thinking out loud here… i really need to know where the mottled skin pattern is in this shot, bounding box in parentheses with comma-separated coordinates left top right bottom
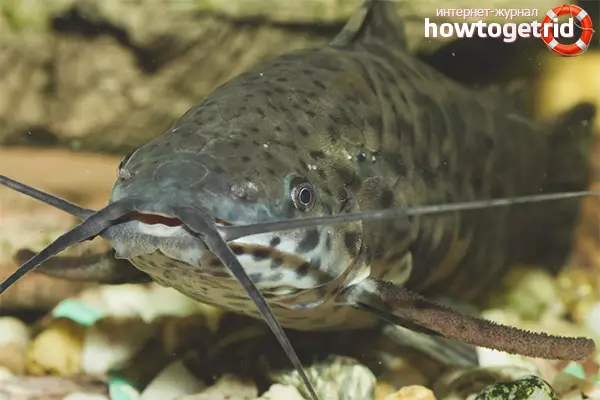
(102, 0, 585, 333)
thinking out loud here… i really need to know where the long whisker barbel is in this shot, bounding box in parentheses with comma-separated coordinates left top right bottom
(3, 174, 599, 240)
(220, 190, 600, 240)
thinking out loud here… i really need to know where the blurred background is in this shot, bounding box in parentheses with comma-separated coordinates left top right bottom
(0, 1, 599, 399)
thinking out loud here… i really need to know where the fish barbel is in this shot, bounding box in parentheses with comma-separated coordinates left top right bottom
(0, 0, 597, 398)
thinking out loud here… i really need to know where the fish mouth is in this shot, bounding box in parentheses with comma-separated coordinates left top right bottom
(106, 212, 324, 285)
(125, 212, 232, 228)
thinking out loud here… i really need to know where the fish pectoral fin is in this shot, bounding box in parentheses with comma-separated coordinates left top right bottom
(13, 248, 152, 284)
(339, 277, 596, 361)
(382, 323, 478, 367)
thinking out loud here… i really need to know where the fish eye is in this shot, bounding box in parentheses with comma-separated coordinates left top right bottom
(289, 176, 316, 212)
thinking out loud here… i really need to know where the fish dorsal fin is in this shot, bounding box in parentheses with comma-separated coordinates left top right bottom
(330, 0, 406, 48)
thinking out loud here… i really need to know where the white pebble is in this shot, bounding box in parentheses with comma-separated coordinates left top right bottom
(0, 366, 14, 381)
(0, 317, 30, 374)
(81, 318, 154, 376)
(585, 302, 600, 337)
(476, 347, 538, 373)
(99, 285, 154, 319)
(256, 384, 305, 400)
(0, 317, 30, 346)
(141, 360, 206, 400)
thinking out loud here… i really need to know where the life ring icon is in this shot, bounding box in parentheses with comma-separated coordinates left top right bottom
(541, 4, 595, 56)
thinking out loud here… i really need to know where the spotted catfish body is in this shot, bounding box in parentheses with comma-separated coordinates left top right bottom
(102, 0, 589, 326)
(0, 0, 597, 395)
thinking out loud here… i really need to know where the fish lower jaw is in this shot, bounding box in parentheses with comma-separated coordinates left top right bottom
(104, 220, 208, 266)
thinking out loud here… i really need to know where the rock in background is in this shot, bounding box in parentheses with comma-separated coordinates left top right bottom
(0, 0, 562, 153)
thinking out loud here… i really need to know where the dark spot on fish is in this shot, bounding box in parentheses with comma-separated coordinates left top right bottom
(276, 77, 288, 83)
(312, 79, 326, 90)
(296, 229, 320, 253)
(255, 107, 266, 118)
(232, 246, 244, 255)
(483, 136, 494, 152)
(336, 109, 353, 126)
(210, 270, 232, 279)
(344, 231, 359, 254)
(163, 270, 175, 281)
(309, 150, 325, 160)
(381, 189, 394, 208)
(266, 272, 284, 282)
(393, 157, 406, 175)
(249, 273, 262, 282)
(269, 237, 281, 247)
(310, 257, 321, 270)
(296, 262, 311, 277)
(270, 257, 283, 269)
(266, 168, 278, 176)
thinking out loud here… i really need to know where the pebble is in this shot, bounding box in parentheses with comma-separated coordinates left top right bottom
(0, 366, 15, 381)
(269, 355, 376, 400)
(0, 316, 31, 374)
(81, 317, 155, 376)
(487, 266, 564, 320)
(473, 375, 557, 400)
(377, 352, 428, 389)
(476, 346, 538, 373)
(584, 302, 600, 338)
(26, 318, 85, 376)
(0, 376, 109, 399)
(385, 385, 436, 400)
(434, 366, 539, 400)
(256, 384, 305, 400)
(181, 374, 257, 399)
(375, 382, 398, 399)
(140, 360, 206, 400)
(81, 284, 211, 323)
(552, 371, 600, 399)
(555, 269, 598, 323)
